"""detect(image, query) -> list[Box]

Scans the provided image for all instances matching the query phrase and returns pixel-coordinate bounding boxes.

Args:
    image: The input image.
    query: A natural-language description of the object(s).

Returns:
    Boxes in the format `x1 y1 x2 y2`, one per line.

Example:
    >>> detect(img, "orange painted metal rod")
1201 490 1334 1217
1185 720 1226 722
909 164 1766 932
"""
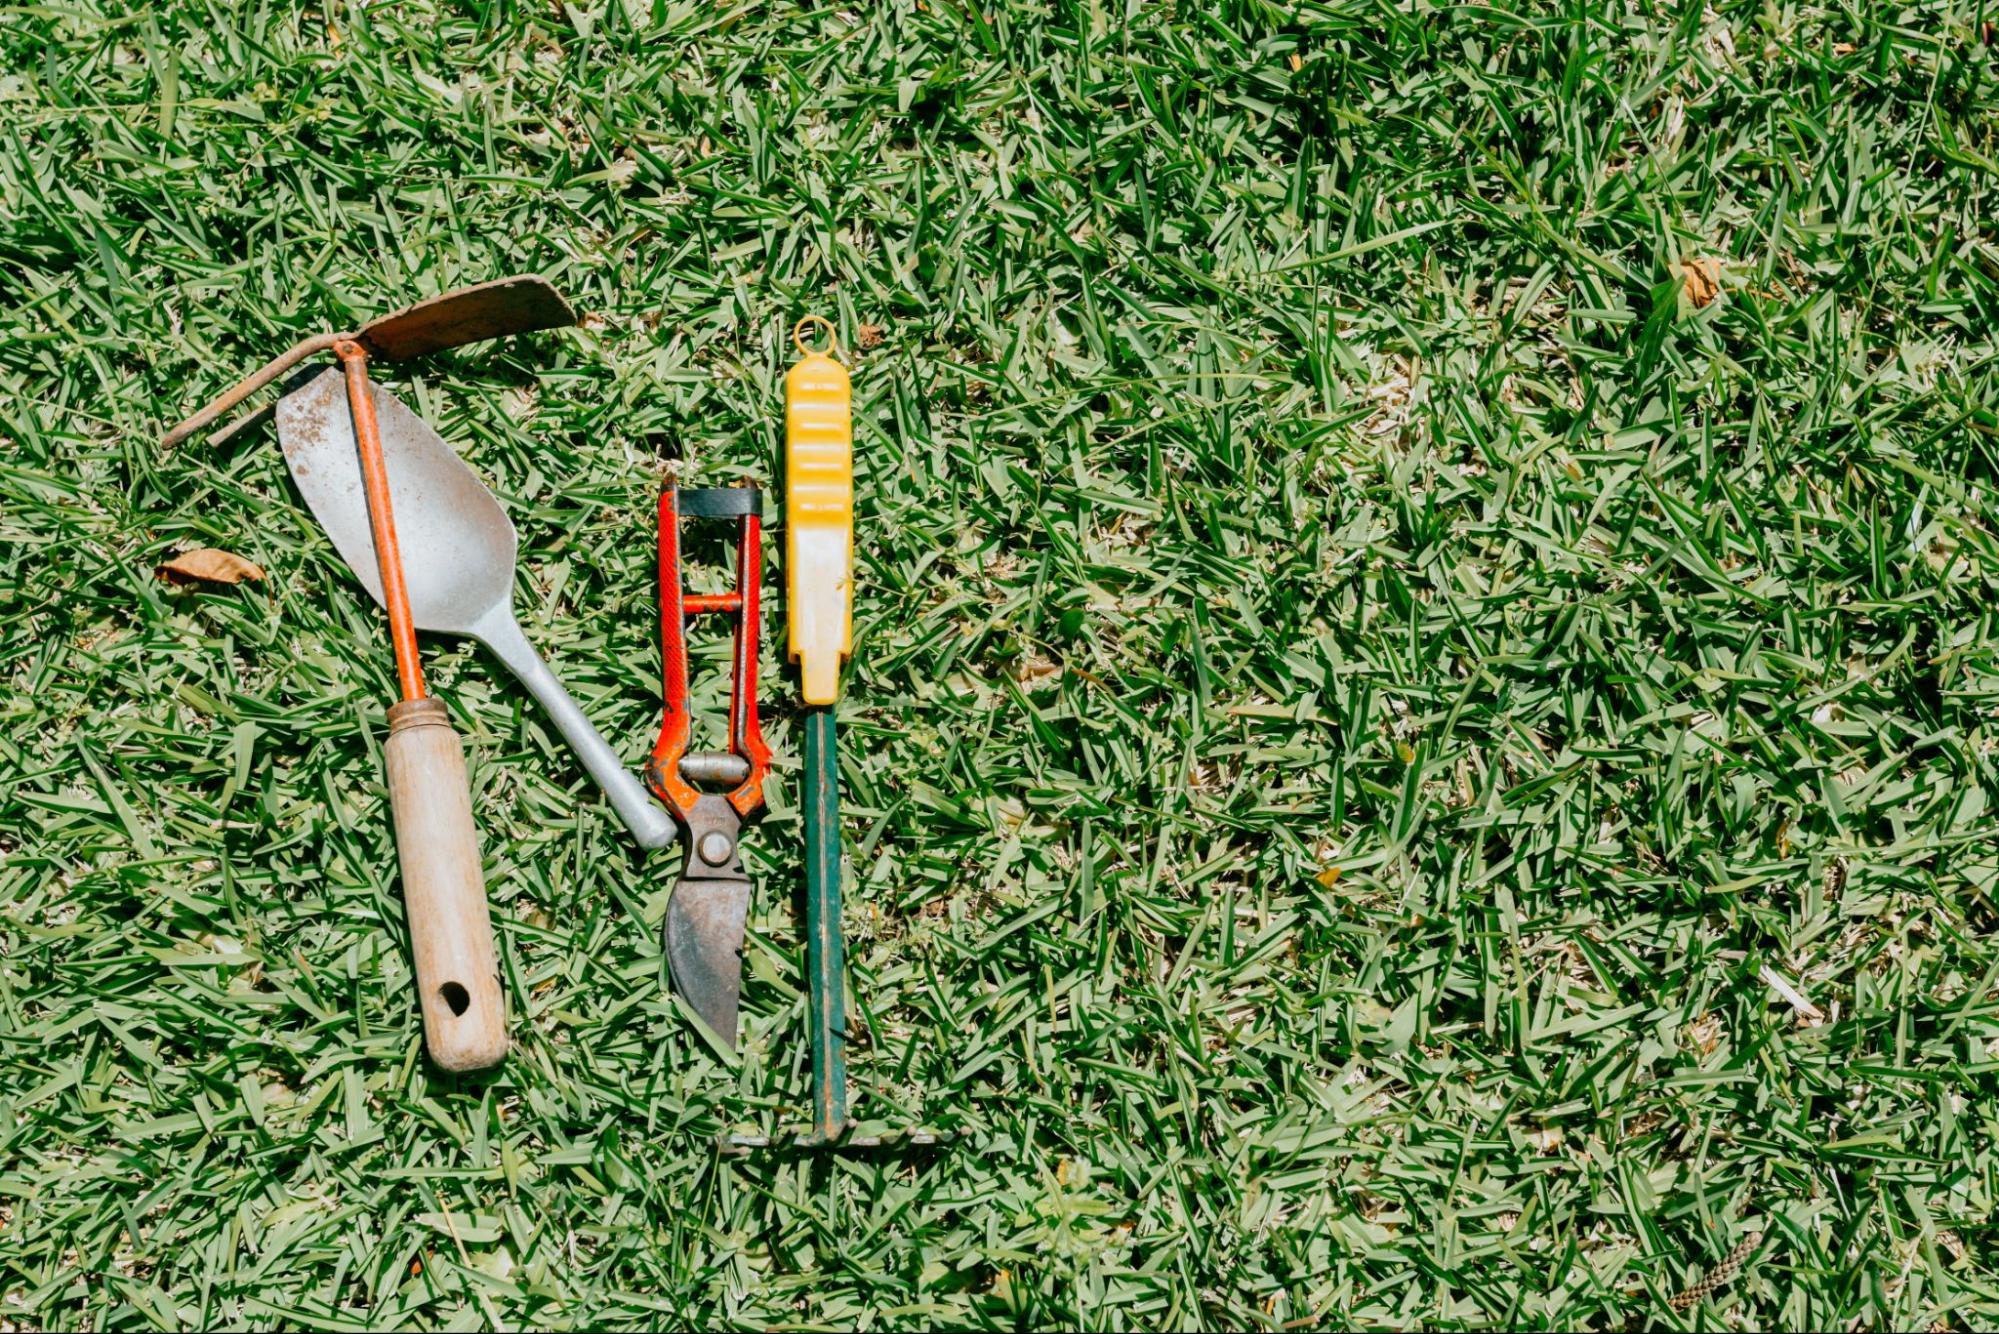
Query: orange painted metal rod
334 340 427 703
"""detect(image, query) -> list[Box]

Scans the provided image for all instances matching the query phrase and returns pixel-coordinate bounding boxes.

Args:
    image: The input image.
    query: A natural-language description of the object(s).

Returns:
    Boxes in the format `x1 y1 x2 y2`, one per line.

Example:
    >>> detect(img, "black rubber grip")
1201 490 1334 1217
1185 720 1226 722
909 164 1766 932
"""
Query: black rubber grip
678 486 761 518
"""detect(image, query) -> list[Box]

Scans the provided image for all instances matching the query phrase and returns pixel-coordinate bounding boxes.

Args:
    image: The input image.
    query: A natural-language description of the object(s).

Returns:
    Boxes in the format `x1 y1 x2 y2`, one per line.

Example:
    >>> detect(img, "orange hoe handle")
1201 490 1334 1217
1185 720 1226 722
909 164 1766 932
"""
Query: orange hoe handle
333 340 426 703
332 340 503 1072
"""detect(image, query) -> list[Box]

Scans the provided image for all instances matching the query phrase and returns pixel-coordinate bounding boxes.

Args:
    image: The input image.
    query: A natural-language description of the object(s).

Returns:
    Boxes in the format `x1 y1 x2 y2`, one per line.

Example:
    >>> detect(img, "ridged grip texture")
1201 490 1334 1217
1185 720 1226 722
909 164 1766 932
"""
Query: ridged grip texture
784 351 854 705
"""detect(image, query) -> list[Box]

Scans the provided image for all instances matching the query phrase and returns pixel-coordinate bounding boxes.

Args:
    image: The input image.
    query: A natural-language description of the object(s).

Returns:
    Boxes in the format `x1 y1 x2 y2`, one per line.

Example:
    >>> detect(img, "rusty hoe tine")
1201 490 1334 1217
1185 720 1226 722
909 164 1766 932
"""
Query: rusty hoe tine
160 331 350 448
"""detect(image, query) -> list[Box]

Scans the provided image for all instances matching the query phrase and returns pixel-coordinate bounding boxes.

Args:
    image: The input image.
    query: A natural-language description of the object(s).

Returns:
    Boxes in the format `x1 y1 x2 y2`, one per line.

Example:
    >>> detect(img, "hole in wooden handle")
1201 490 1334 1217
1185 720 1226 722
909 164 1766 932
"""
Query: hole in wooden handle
439 981 471 1016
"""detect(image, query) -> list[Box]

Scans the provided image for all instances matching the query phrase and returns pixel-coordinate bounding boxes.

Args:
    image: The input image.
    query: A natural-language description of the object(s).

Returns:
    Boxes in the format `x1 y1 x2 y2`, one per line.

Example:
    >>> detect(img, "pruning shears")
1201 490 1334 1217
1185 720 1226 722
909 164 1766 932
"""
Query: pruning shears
646 483 772 1048
657 323 938 1149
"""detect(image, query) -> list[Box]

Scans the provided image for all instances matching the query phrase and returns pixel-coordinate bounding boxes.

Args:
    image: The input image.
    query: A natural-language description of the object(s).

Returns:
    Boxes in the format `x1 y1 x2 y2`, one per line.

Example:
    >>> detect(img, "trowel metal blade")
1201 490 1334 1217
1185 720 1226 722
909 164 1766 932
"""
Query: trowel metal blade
273 367 518 637
667 880 750 1050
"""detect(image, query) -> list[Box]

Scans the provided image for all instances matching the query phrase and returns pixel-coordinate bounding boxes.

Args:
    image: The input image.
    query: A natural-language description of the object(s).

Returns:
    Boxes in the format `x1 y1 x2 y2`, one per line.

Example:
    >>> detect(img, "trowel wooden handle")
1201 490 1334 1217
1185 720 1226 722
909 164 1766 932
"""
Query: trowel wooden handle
384 698 507 1071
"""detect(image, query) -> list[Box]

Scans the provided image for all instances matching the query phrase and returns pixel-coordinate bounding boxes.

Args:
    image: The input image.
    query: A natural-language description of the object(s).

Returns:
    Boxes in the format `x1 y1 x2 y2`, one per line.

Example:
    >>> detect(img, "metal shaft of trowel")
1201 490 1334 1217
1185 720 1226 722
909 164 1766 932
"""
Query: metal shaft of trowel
333 341 426 702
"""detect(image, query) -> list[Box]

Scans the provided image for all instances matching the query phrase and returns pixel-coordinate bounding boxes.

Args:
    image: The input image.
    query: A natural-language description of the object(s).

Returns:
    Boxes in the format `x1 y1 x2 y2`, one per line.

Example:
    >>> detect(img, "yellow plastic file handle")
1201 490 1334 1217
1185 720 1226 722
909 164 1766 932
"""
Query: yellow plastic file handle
785 317 854 705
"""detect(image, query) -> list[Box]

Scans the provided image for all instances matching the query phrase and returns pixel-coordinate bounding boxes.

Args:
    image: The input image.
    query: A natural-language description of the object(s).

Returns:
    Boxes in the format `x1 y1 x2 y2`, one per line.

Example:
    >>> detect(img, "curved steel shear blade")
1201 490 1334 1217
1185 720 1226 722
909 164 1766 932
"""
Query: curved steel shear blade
666 794 753 1050
667 882 751 1048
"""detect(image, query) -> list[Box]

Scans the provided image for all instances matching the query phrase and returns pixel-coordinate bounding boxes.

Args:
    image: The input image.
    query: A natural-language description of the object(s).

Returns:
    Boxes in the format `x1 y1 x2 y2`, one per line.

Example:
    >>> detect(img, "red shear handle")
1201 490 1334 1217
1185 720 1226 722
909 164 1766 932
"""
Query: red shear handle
649 484 771 823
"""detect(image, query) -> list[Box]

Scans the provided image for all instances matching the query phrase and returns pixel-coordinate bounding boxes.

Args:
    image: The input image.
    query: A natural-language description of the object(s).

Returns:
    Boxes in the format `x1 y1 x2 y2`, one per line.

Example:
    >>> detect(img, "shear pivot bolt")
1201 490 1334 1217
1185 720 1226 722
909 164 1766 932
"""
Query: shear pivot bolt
698 831 733 866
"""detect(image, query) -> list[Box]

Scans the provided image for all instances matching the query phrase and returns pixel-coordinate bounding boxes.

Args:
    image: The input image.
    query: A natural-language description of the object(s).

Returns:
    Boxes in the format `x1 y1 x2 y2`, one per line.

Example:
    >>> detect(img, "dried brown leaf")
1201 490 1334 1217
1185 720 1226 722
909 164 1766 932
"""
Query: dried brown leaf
157 548 265 586
1682 256 1722 307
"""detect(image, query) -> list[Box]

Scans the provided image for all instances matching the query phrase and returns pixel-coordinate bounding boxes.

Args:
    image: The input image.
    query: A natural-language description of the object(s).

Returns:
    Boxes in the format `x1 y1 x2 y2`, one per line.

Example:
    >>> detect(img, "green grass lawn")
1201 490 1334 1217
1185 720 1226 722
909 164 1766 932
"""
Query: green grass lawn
6 0 1999 1328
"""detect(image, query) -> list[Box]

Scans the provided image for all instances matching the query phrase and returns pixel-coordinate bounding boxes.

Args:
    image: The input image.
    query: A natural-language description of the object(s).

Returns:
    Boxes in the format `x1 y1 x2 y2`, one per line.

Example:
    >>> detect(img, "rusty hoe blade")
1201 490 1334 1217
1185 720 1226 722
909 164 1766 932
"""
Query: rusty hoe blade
356 275 575 361
161 275 576 448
